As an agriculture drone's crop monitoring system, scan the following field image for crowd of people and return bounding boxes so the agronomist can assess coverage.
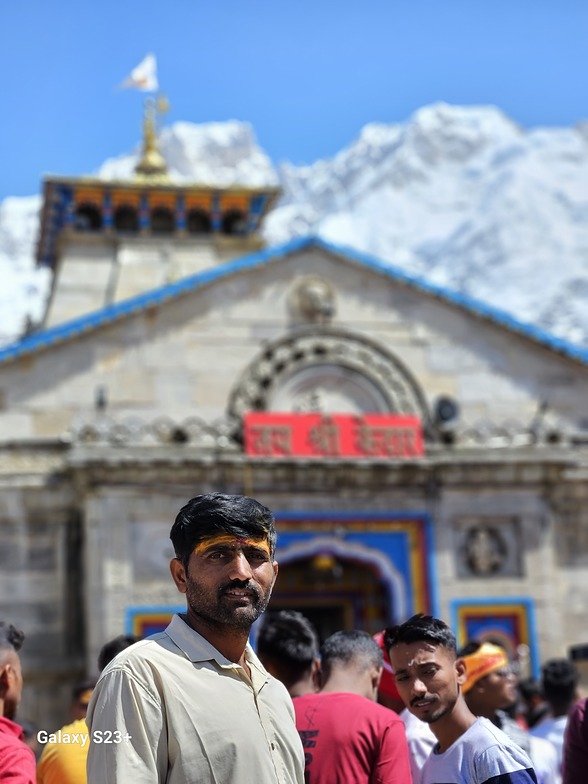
[1,491,587,783]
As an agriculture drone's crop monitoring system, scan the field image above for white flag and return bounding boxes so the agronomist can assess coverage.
[120,53,158,92]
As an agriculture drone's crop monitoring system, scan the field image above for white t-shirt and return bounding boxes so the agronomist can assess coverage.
[420,717,537,784]
[528,735,560,784]
[530,714,567,772]
[400,707,436,782]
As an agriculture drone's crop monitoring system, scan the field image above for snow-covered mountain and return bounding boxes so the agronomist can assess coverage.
[98,120,278,187]
[1,103,588,347]
[0,195,49,345]
[0,121,277,345]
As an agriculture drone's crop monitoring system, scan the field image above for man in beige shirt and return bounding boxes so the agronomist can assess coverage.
[87,493,305,784]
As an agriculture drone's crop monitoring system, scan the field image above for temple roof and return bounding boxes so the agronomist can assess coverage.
[3,236,588,367]
[36,174,280,270]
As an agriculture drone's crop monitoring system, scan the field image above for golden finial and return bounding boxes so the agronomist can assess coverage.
[134,94,170,181]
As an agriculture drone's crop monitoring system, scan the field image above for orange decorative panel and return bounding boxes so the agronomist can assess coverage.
[148,192,177,209]
[74,188,104,206]
[111,190,141,208]
[220,195,248,212]
[184,193,213,211]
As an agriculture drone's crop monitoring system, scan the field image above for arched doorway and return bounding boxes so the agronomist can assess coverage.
[270,553,392,643]
[270,512,436,643]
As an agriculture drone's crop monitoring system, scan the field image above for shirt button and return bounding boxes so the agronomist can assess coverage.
[271,743,275,750]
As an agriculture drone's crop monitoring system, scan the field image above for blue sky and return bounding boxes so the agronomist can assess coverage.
[1,0,587,200]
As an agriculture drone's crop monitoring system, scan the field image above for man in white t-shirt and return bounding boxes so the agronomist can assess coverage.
[386,614,537,784]
[460,640,559,784]
[373,629,436,781]
[531,658,580,773]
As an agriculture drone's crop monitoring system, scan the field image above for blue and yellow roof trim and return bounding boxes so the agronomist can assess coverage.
[1,236,588,367]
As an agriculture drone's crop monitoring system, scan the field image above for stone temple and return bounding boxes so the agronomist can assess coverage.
[2,110,588,729]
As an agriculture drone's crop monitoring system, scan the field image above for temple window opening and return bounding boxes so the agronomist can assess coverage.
[151,206,175,235]
[187,209,211,234]
[74,204,102,232]
[114,205,139,233]
[221,209,247,236]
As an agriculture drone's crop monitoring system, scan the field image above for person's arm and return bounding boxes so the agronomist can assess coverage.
[372,718,413,784]
[86,666,167,784]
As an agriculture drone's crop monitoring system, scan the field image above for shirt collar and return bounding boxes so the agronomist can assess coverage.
[165,614,228,664]
[165,613,268,683]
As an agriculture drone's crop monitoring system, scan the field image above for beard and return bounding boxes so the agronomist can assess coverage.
[185,577,273,630]
[420,701,455,724]
[411,688,460,725]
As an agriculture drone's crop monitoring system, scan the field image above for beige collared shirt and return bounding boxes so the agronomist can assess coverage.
[86,614,304,784]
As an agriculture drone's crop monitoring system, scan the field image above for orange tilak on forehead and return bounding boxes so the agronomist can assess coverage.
[192,534,271,557]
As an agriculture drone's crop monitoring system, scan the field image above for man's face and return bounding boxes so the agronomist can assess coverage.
[389,640,465,725]
[0,649,23,721]
[472,667,518,713]
[170,534,278,631]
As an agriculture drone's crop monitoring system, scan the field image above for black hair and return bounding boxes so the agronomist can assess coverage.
[320,630,383,678]
[384,614,457,653]
[518,676,543,701]
[0,623,24,653]
[97,634,141,672]
[170,493,277,568]
[257,611,319,676]
[72,677,98,702]
[458,639,483,657]
[541,658,579,705]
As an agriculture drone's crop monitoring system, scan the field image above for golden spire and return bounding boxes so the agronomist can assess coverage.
[134,95,170,181]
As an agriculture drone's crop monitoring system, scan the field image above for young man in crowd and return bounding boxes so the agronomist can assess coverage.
[386,614,537,784]
[531,658,580,772]
[294,630,411,783]
[460,641,559,784]
[518,677,549,729]
[36,634,140,784]
[257,610,320,697]
[36,678,96,784]
[374,629,436,781]
[0,622,35,784]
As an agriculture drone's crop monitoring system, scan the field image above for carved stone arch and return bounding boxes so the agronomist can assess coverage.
[227,327,430,429]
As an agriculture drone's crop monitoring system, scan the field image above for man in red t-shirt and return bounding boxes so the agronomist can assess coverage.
[0,622,36,784]
[294,630,410,784]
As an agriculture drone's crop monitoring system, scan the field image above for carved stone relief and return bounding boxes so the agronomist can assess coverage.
[289,275,336,323]
[227,327,430,426]
[454,517,522,578]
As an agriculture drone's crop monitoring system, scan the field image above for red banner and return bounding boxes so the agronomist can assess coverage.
[244,413,424,459]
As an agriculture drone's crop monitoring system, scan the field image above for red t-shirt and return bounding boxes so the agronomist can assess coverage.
[0,716,36,784]
[294,692,411,784]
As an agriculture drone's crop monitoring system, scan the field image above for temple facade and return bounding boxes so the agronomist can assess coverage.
[2,131,588,729]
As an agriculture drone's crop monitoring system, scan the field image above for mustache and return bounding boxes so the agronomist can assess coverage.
[410,695,435,707]
[219,579,261,598]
